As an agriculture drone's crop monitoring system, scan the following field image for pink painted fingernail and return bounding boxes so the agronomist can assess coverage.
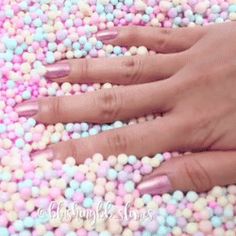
[15,101,39,118]
[31,149,54,160]
[96,30,118,41]
[45,62,70,79]
[137,175,172,195]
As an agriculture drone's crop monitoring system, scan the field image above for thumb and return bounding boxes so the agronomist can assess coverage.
[137,151,236,195]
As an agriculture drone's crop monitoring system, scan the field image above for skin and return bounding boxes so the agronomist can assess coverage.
[20,22,236,193]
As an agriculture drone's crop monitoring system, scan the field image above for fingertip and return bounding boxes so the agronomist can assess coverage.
[44,61,71,81]
[96,29,119,42]
[137,175,173,195]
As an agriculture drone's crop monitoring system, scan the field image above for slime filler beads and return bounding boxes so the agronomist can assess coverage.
[0,0,236,235]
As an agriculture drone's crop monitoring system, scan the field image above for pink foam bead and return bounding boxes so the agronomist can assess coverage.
[50,187,61,199]
[163,152,171,160]
[74,172,85,182]
[0,215,8,226]
[209,201,217,208]
[166,204,176,214]
[77,229,87,236]
[115,196,124,205]
[193,212,201,221]
[133,190,140,198]
[8,131,16,139]
[20,187,31,200]
[73,192,84,203]
[133,161,141,170]
[55,229,64,236]
[153,195,162,205]
[97,168,107,177]
[8,225,15,234]
[77,28,86,36]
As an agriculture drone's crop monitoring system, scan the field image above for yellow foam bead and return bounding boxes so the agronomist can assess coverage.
[4,201,13,211]
[40,186,49,196]
[71,218,84,228]
[55,123,64,132]
[218,196,228,207]
[95,219,106,232]
[147,200,158,210]
[26,200,35,212]
[7,211,17,222]
[186,222,198,234]
[172,226,182,235]
[230,12,236,21]
[3,138,12,149]
[84,219,95,231]
[194,198,207,211]
[50,218,61,227]
[35,225,46,235]
[182,208,192,218]
[122,228,133,236]
[134,198,144,208]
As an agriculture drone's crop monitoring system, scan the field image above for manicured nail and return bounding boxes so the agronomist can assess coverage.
[15,101,39,118]
[96,30,118,41]
[137,175,172,195]
[31,149,54,160]
[45,62,70,79]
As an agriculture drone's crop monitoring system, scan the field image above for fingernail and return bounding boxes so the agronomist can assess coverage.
[31,149,54,160]
[45,62,70,79]
[96,30,118,41]
[137,175,172,195]
[15,101,39,118]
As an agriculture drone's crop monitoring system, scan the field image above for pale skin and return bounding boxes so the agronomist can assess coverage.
[16,22,236,194]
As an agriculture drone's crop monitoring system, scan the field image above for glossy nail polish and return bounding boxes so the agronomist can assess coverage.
[15,101,39,118]
[137,175,172,195]
[45,62,70,79]
[96,30,118,41]
[31,149,54,160]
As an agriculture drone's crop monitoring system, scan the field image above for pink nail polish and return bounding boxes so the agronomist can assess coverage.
[31,149,54,160]
[15,101,39,118]
[45,62,70,79]
[137,175,172,195]
[96,30,118,41]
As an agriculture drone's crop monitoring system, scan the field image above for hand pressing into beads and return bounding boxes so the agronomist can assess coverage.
[16,22,236,195]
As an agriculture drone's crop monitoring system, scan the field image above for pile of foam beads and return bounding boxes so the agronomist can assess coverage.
[0,0,236,235]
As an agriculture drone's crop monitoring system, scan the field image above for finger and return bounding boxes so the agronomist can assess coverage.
[31,115,186,163]
[15,80,176,124]
[44,53,187,85]
[96,26,208,53]
[137,151,236,195]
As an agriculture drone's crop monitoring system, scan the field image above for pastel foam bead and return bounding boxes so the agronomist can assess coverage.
[0,227,9,236]
[81,180,94,194]
[107,168,117,180]
[0,124,6,134]
[124,181,135,193]
[22,91,31,100]
[186,191,199,202]
[5,39,17,50]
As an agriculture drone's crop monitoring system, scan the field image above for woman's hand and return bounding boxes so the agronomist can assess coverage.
[15,22,236,194]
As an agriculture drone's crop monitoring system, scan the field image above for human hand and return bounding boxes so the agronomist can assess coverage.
[16,22,236,194]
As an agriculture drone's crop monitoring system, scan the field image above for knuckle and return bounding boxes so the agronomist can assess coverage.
[184,113,217,151]
[155,28,172,52]
[122,56,143,84]
[51,97,62,117]
[80,58,89,81]
[183,158,212,192]
[97,89,122,123]
[126,26,139,41]
[68,140,78,158]
[106,131,128,154]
